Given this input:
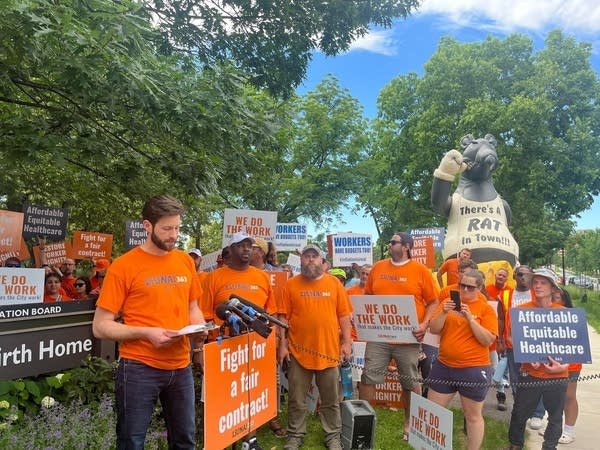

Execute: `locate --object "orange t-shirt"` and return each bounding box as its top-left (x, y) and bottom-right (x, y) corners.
top-left (96, 247), bottom-right (201, 370)
top-left (282, 273), bottom-right (352, 370)
top-left (433, 296), bottom-right (498, 367)
top-left (346, 284), bottom-right (365, 340)
top-left (438, 258), bottom-right (459, 286)
top-left (512, 301), bottom-right (569, 379)
top-left (44, 293), bottom-right (73, 303)
top-left (200, 265), bottom-right (275, 324)
top-left (364, 259), bottom-right (439, 323)
top-left (61, 276), bottom-right (78, 299)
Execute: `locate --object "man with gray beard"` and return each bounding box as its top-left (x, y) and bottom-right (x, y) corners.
top-left (278, 244), bottom-right (352, 450)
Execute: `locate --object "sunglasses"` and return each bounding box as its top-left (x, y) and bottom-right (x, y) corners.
top-left (74, 283), bottom-right (86, 287)
top-left (4, 263), bottom-right (20, 268)
top-left (459, 283), bottom-right (478, 291)
top-left (388, 240), bottom-right (405, 246)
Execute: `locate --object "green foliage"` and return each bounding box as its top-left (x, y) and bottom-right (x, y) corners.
top-left (0, 357), bottom-right (115, 424)
top-left (365, 31), bottom-right (600, 260)
top-left (144, 0), bottom-right (421, 97)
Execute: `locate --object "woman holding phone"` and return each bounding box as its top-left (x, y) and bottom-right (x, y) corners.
top-left (426, 269), bottom-right (498, 450)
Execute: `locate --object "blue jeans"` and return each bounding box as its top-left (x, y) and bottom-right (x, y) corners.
top-left (116, 359), bottom-right (195, 450)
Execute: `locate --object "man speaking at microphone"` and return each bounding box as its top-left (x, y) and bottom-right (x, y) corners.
top-left (201, 231), bottom-right (276, 450)
top-left (279, 244), bottom-right (352, 450)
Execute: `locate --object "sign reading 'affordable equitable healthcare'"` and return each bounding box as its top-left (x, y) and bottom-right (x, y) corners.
top-left (510, 307), bottom-right (591, 364)
top-left (22, 204), bottom-right (68, 240)
top-left (203, 332), bottom-right (277, 450)
top-left (350, 295), bottom-right (419, 343)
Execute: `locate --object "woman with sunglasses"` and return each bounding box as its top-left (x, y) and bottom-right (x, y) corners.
top-left (73, 276), bottom-right (95, 300)
top-left (427, 269), bottom-right (498, 450)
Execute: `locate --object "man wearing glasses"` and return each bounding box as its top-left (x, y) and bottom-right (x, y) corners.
top-left (358, 232), bottom-right (439, 441)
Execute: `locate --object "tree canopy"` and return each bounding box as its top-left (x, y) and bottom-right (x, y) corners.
top-left (362, 31), bottom-right (600, 262)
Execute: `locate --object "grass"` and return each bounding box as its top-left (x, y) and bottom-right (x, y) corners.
top-left (254, 402), bottom-right (509, 450)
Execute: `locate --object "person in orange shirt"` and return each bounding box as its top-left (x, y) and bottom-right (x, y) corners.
top-left (358, 232), bottom-right (439, 441)
top-left (436, 247), bottom-right (472, 287)
top-left (59, 258), bottom-right (78, 298)
top-left (92, 195), bottom-right (205, 450)
top-left (428, 269), bottom-right (497, 450)
top-left (43, 272), bottom-right (72, 302)
top-left (201, 231), bottom-right (275, 450)
top-left (279, 244), bottom-right (352, 450)
top-left (507, 268), bottom-right (569, 450)
top-left (346, 264), bottom-right (372, 341)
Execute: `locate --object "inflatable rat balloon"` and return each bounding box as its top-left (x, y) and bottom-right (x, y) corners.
top-left (431, 134), bottom-right (519, 267)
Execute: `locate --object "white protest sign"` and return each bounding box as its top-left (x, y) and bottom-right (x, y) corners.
top-left (330, 233), bottom-right (373, 267)
top-left (285, 253), bottom-right (301, 275)
top-left (409, 392), bottom-right (453, 450)
top-left (350, 295), bottom-right (419, 343)
top-left (0, 268), bottom-right (45, 305)
top-left (222, 208), bottom-right (277, 246)
top-left (275, 223), bottom-right (307, 251)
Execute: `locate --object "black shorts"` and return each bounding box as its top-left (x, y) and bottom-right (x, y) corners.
top-left (427, 360), bottom-right (491, 402)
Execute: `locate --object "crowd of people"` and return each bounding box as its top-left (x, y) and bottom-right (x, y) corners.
top-left (0, 193), bottom-right (576, 449)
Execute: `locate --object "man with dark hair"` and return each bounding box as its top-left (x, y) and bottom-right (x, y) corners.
top-left (358, 232), bottom-right (439, 441)
top-left (93, 194), bottom-right (205, 450)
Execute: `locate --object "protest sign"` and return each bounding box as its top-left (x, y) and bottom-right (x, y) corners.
top-left (222, 209), bottom-right (277, 246)
top-left (409, 392), bottom-right (453, 450)
top-left (203, 332), bottom-right (277, 450)
top-left (275, 223), bottom-right (307, 251)
top-left (124, 220), bottom-right (146, 249)
top-left (71, 231), bottom-right (113, 260)
top-left (0, 268), bottom-right (45, 305)
top-left (32, 240), bottom-right (72, 267)
top-left (329, 233), bottom-right (373, 267)
top-left (22, 204), bottom-right (68, 241)
top-left (410, 227), bottom-right (445, 251)
top-left (285, 253), bottom-right (301, 275)
top-left (0, 210), bottom-right (24, 258)
top-left (510, 307), bottom-right (591, 364)
top-left (350, 295), bottom-right (419, 343)
top-left (411, 236), bottom-right (436, 269)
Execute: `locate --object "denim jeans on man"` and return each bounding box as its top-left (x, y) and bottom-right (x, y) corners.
top-left (116, 359), bottom-right (195, 450)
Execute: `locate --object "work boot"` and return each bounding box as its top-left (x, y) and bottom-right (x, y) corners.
top-left (283, 436), bottom-right (303, 450)
top-left (496, 391), bottom-right (507, 411)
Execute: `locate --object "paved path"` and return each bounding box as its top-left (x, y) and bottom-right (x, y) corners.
top-left (524, 323), bottom-right (600, 450)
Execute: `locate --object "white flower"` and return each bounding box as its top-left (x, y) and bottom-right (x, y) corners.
top-left (0, 400), bottom-right (9, 410)
top-left (7, 414), bottom-right (18, 423)
top-left (41, 396), bottom-right (55, 408)
top-left (55, 373), bottom-right (65, 381)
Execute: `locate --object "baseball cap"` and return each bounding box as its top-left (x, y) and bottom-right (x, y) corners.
top-left (301, 244), bottom-right (323, 257)
top-left (94, 258), bottom-right (110, 270)
top-left (252, 237), bottom-right (268, 254)
top-left (329, 268), bottom-right (347, 279)
top-left (532, 268), bottom-right (559, 288)
top-left (188, 248), bottom-right (202, 258)
top-left (230, 232), bottom-right (254, 245)
top-left (392, 232), bottom-right (414, 249)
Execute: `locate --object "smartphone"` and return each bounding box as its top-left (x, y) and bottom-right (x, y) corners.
top-left (450, 290), bottom-right (461, 311)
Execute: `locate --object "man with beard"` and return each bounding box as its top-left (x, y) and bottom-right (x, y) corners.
top-left (279, 244), bottom-right (352, 450)
top-left (358, 232), bottom-right (439, 442)
top-left (201, 231), bottom-right (276, 450)
top-left (92, 195), bottom-right (205, 450)
top-left (59, 258), bottom-right (78, 298)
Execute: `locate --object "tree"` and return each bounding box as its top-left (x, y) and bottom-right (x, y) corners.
top-left (362, 31), bottom-right (600, 262)
top-left (144, 0), bottom-right (421, 97)
top-left (0, 0), bottom-right (282, 248)
top-left (208, 75), bottom-right (370, 228)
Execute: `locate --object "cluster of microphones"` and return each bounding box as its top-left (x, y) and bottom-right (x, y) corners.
top-left (215, 295), bottom-right (288, 339)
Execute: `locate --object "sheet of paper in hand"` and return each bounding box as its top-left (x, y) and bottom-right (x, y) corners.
top-left (167, 322), bottom-right (218, 337)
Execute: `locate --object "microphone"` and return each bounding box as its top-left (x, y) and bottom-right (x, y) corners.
top-left (216, 300), bottom-right (271, 339)
top-left (228, 295), bottom-right (289, 329)
top-left (215, 302), bottom-right (244, 335)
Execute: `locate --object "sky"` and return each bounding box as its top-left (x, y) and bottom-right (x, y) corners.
top-left (300, 0), bottom-right (600, 236)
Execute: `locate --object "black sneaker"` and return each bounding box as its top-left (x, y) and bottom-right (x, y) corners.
top-left (241, 437), bottom-right (263, 450)
top-left (496, 392), bottom-right (507, 411)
